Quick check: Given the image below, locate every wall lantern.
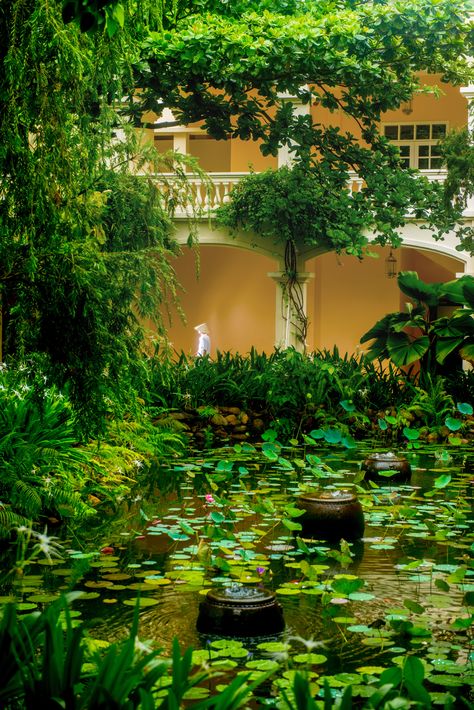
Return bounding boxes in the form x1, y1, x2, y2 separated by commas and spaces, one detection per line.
401, 100, 413, 115
385, 249, 398, 279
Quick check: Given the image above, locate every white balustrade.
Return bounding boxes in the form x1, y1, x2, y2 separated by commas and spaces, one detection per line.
150, 170, 458, 217
150, 172, 248, 216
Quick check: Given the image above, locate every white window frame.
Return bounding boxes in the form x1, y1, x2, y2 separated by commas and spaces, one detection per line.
382, 122, 448, 171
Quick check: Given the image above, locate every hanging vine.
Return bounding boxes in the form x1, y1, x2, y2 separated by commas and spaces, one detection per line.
282, 239, 309, 350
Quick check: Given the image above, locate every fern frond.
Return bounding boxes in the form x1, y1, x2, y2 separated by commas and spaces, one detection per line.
11, 480, 42, 518
0, 506, 30, 540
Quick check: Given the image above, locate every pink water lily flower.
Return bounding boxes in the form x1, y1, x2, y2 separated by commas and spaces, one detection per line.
205, 494, 215, 504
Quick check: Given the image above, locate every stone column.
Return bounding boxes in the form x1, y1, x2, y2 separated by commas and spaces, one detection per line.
277, 89, 311, 168
173, 133, 190, 170
268, 267, 314, 352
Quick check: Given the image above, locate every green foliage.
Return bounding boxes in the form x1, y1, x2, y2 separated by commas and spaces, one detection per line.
146, 346, 420, 441
146, 344, 474, 443
0, 596, 269, 709
407, 376, 455, 428
61, 0, 304, 36
136, 0, 474, 252
62, 0, 123, 33
445, 368, 474, 404
0, 0, 203, 436
147, 347, 273, 411
360, 271, 474, 374
218, 166, 373, 257
438, 127, 474, 253
0, 359, 192, 536
1, 594, 472, 708
0, 596, 167, 708
0, 364, 95, 526
137, 0, 473, 153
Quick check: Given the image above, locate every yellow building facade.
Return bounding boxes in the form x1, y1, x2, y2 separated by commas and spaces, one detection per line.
144, 76, 474, 358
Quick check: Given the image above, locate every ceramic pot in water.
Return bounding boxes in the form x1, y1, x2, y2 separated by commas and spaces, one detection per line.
362, 452, 411, 481
196, 586, 285, 636
297, 490, 365, 541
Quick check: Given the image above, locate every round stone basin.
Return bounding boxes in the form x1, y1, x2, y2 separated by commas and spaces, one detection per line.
297, 490, 365, 541
196, 585, 285, 636
362, 452, 411, 480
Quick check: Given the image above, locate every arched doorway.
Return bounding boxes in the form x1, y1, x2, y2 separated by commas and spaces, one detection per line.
304, 245, 467, 356
164, 245, 278, 356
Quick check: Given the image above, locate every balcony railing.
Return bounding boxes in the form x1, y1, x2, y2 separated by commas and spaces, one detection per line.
154, 172, 248, 215
151, 169, 456, 217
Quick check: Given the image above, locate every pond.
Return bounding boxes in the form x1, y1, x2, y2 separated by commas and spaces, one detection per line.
2, 437, 474, 702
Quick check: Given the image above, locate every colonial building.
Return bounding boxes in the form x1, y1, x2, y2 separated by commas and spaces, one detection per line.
142, 77, 474, 358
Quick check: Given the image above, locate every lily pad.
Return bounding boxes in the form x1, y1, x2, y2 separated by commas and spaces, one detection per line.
293, 653, 327, 664
257, 641, 290, 652
26, 594, 60, 603
276, 587, 301, 595
122, 597, 159, 607
246, 659, 279, 671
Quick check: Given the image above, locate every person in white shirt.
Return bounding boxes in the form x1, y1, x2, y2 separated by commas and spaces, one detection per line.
195, 323, 211, 356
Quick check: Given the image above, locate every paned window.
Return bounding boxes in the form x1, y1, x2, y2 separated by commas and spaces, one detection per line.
383, 123, 447, 170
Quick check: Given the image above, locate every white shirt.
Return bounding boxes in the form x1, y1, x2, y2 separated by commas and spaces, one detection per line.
197, 333, 210, 356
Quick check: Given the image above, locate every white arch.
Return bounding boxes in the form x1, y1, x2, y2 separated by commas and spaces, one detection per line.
174, 219, 285, 262
174, 215, 474, 274
295, 222, 474, 272
392, 222, 474, 272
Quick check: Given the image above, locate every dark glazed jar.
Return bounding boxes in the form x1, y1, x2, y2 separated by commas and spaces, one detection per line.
196, 585, 284, 636
297, 490, 365, 541
362, 452, 411, 481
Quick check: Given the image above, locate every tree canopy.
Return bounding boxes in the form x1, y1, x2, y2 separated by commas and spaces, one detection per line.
136, 0, 473, 152
134, 0, 474, 255
0, 0, 192, 433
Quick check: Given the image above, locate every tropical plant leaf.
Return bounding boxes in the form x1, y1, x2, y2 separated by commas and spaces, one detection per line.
397, 271, 442, 307
461, 278, 474, 307
457, 402, 473, 415
360, 314, 394, 343
439, 276, 472, 305
435, 336, 465, 364
445, 417, 461, 431
387, 333, 430, 366
434, 474, 451, 488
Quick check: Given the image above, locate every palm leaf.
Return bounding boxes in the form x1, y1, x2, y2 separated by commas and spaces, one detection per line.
387, 332, 430, 366
439, 275, 473, 305
360, 314, 395, 344
462, 279, 474, 308
448, 310, 474, 334
436, 337, 465, 364
397, 271, 443, 307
